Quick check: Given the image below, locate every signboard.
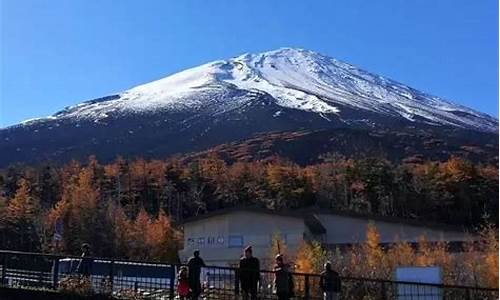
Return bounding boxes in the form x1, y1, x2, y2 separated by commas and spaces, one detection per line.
228, 235, 244, 248
54, 218, 63, 245
395, 266, 442, 300
187, 236, 225, 248
55, 218, 63, 235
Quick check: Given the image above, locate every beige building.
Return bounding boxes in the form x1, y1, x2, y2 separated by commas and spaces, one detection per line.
178, 208, 470, 266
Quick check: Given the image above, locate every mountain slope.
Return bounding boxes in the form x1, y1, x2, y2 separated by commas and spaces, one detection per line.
184, 127, 499, 166
1, 48, 497, 167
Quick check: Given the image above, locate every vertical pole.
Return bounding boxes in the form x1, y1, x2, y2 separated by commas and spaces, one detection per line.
381, 281, 387, 300
465, 288, 471, 300
1, 254, 7, 286
38, 269, 43, 285
169, 265, 176, 300
304, 274, 310, 300
52, 258, 59, 290
234, 268, 240, 296
109, 260, 114, 294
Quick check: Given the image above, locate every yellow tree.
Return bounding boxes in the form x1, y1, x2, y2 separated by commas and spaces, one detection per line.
44, 166, 108, 255
0, 195, 6, 248
362, 222, 387, 278
45, 196, 70, 253
295, 240, 328, 273
386, 238, 415, 272
6, 178, 41, 250
0, 194, 6, 223
147, 210, 179, 262
478, 224, 498, 288
294, 241, 315, 274
460, 236, 480, 286
199, 153, 227, 181
415, 235, 433, 266
430, 241, 451, 283
108, 202, 132, 258
294, 240, 328, 298
68, 167, 103, 253
7, 178, 40, 221
128, 208, 151, 260
346, 244, 365, 277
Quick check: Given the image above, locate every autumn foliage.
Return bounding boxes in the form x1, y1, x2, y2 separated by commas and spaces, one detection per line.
1, 157, 180, 261
0, 154, 497, 271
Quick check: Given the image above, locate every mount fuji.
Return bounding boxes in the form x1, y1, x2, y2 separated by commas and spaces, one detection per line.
1, 48, 497, 166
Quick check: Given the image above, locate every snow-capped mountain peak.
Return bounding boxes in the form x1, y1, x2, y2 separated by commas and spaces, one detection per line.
18, 48, 498, 132
2, 48, 498, 168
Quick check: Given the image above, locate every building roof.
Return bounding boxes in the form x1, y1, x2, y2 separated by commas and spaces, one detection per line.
313, 208, 466, 233
182, 206, 304, 224
303, 214, 327, 235
181, 206, 467, 233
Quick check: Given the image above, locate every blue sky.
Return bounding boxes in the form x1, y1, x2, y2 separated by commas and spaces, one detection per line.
1, 0, 498, 127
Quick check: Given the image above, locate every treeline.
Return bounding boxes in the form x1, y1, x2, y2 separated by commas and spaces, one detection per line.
0, 154, 497, 259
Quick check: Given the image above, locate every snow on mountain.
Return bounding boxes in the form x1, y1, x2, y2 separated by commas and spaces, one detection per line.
17, 48, 498, 132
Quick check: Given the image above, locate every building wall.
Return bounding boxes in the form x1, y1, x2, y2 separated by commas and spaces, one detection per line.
179, 211, 306, 266
179, 211, 470, 266
315, 214, 468, 244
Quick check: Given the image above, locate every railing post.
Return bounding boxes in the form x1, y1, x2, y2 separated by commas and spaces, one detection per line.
234, 267, 240, 296
465, 288, 471, 300
1, 253, 7, 286
109, 260, 114, 294
304, 274, 310, 300
169, 265, 176, 300
52, 258, 59, 290
381, 281, 387, 300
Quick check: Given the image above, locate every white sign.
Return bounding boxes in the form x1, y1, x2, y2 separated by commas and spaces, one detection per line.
395, 266, 442, 300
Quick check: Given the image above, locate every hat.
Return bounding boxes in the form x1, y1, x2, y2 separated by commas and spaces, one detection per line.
244, 245, 252, 252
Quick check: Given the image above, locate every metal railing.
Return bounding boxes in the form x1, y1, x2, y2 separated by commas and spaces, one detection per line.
0, 250, 497, 299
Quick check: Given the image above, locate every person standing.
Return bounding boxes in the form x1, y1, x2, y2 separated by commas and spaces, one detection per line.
239, 246, 260, 300
177, 266, 190, 300
320, 262, 341, 300
273, 254, 293, 300
187, 250, 206, 300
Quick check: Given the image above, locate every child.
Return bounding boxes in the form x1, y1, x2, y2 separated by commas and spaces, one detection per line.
177, 266, 190, 299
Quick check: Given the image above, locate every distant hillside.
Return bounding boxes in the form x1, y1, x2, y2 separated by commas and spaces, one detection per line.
185, 127, 498, 165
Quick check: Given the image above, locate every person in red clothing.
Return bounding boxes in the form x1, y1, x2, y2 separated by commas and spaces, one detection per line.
177, 266, 190, 300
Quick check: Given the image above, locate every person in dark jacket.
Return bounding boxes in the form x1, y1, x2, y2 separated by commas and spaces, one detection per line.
239, 246, 260, 300
273, 254, 293, 300
76, 243, 92, 277
320, 262, 341, 300
187, 250, 206, 300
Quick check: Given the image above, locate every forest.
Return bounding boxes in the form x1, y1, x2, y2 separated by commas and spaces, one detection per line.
0, 153, 498, 263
